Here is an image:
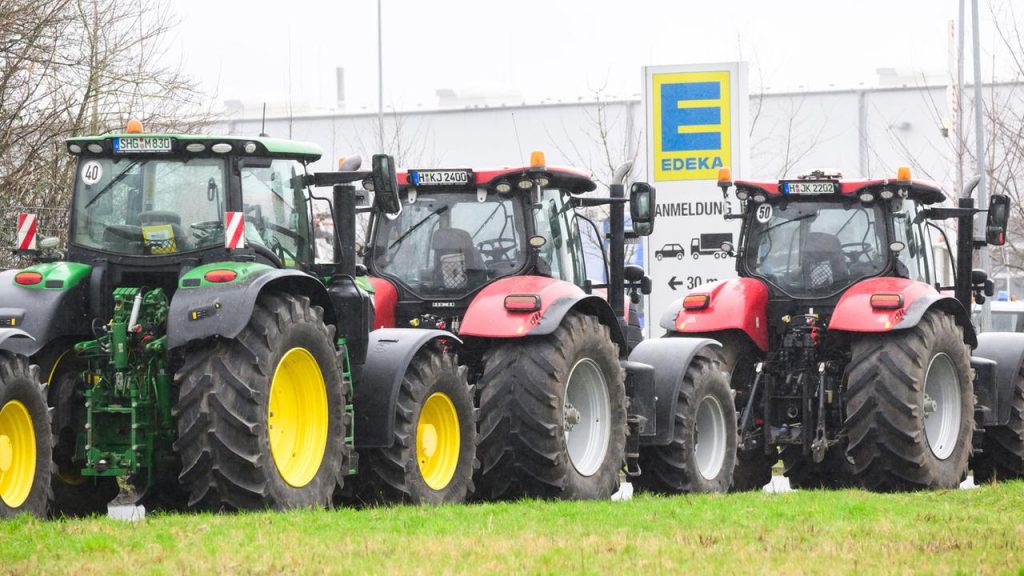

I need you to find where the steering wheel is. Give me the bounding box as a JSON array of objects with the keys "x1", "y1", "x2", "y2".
[
  {"x1": 477, "y1": 238, "x2": 517, "y2": 261},
  {"x1": 841, "y1": 242, "x2": 874, "y2": 263},
  {"x1": 266, "y1": 222, "x2": 305, "y2": 243},
  {"x1": 190, "y1": 220, "x2": 223, "y2": 243}
]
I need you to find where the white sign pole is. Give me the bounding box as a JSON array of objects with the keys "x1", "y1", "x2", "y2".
[{"x1": 642, "y1": 62, "x2": 749, "y2": 336}]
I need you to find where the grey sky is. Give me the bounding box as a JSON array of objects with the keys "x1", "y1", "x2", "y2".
[{"x1": 167, "y1": 0, "x2": 1012, "y2": 112}]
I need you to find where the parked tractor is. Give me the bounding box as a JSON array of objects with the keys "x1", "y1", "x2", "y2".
[
  {"x1": 0, "y1": 123, "x2": 477, "y2": 518},
  {"x1": 363, "y1": 153, "x2": 737, "y2": 499},
  {"x1": 664, "y1": 167, "x2": 1024, "y2": 491}
]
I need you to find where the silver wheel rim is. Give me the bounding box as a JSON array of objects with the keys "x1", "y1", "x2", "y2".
[
  {"x1": 695, "y1": 394, "x2": 727, "y2": 479},
  {"x1": 563, "y1": 358, "x2": 611, "y2": 477},
  {"x1": 923, "y1": 352, "x2": 961, "y2": 460}
]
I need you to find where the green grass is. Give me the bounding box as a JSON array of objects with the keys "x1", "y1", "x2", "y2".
[{"x1": 3, "y1": 482, "x2": 1024, "y2": 575}]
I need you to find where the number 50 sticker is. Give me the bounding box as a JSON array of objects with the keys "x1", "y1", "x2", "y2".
[{"x1": 755, "y1": 204, "x2": 773, "y2": 223}]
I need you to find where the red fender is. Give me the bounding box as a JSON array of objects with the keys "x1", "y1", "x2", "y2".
[
  {"x1": 666, "y1": 278, "x2": 770, "y2": 351},
  {"x1": 367, "y1": 276, "x2": 398, "y2": 329},
  {"x1": 459, "y1": 275, "x2": 595, "y2": 339},
  {"x1": 828, "y1": 277, "x2": 937, "y2": 333}
]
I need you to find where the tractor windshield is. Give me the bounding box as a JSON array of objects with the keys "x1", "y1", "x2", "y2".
[
  {"x1": 371, "y1": 191, "x2": 527, "y2": 298},
  {"x1": 71, "y1": 157, "x2": 226, "y2": 256},
  {"x1": 744, "y1": 200, "x2": 887, "y2": 298}
]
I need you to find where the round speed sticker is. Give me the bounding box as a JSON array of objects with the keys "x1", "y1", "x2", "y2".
[
  {"x1": 755, "y1": 204, "x2": 773, "y2": 223},
  {"x1": 81, "y1": 161, "x2": 103, "y2": 186}
]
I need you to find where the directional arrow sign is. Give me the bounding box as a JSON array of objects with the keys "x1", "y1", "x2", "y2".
[{"x1": 668, "y1": 276, "x2": 684, "y2": 291}]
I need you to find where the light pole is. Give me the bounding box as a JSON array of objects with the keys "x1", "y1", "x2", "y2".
[
  {"x1": 971, "y1": 0, "x2": 991, "y2": 331},
  {"x1": 377, "y1": 0, "x2": 384, "y2": 151}
]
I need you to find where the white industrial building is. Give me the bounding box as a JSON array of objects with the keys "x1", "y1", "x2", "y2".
[{"x1": 215, "y1": 73, "x2": 1024, "y2": 294}]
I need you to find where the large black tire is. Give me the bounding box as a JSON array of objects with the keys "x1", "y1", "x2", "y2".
[
  {"x1": 476, "y1": 312, "x2": 625, "y2": 500},
  {"x1": 44, "y1": 353, "x2": 120, "y2": 518},
  {"x1": 353, "y1": 348, "x2": 477, "y2": 505},
  {"x1": 846, "y1": 310, "x2": 974, "y2": 491},
  {"x1": 678, "y1": 331, "x2": 774, "y2": 491},
  {"x1": 973, "y1": 369, "x2": 1024, "y2": 482},
  {"x1": 0, "y1": 352, "x2": 52, "y2": 518},
  {"x1": 781, "y1": 444, "x2": 857, "y2": 490},
  {"x1": 633, "y1": 351, "x2": 737, "y2": 493},
  {"x1": 174, "y1": 292, "x2": 348, "y2": 511}
]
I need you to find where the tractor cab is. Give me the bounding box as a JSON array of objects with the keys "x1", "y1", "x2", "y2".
[
  {"x1": 726, "y1": 168, "x2": 948, "y2": 307},
  {"x1": 62, "y1": 123, "x2": 326, "y2": 285},
  {"x1": 366, "y1": 152, "x2": 650, "y2": 333}
]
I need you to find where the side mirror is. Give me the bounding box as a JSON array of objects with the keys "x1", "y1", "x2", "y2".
[
  {"x1": 371, "y1": 154, "x2": 402, "y2": 219},
  {"x1": 629, "y1": 182, "x2": 656, "y2": 237},
  {"x1": 624, "y1": 264, "x2": 645, "y2": 283},
  {"x1": 986, "y1": 194, "x2": 1010, "y2": 246}
]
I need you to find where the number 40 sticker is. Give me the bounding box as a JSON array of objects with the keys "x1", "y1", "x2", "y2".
[{"x1": 756, "y1": 204, "x2": 773, "y2": 223}]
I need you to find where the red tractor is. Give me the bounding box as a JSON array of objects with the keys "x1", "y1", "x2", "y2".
[
  {"x1": 663, "y1": 167, "x2": 1023, "y2": 491},
  {"x1": 360, "y1": 153, "x2": 737, "y2": 499}
]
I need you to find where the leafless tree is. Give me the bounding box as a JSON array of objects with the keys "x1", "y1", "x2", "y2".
[{"x1": 0, "y1": 0, "x2": 210, "y2": 266}]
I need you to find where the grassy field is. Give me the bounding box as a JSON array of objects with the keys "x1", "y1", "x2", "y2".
[{"x1": 2, "y1": 482, "x2": 1023, "y2": 575}]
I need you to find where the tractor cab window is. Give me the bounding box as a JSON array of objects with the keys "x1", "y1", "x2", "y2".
[
  {"x1": 745, "y1": 200, "x2": 887, "y2": 298},
  {"x1": 240, "y1": 159, "x2": 311, "y2": 267},
  {"x1": 71, "y1": 157, "x2": 226, "y2": 255},
  {"x1": 892, "y1": 202, "x2": 932, "y2": 284},
  {"x1": 371, "y1": 191, "x2": 526, "y2": 298},
  {"x1": 532, "y1": 189, "x2": 584, "y2": 284}
]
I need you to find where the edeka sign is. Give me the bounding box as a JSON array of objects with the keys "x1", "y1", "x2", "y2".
[{"x1": 652, "y1": 71, "x2": 731, "y2": 181}]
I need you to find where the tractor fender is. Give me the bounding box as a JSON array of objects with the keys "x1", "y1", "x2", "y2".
[
  {"x1": 662, "y1": 278, "x2": 769, "y2": 351},
  {"x1": 352, "y1": 328, "x2": 461, "y2": 448},
  {"x1": 828, "y1": 277, "x2": 975, "y2": 346},
  {"x1": 459, "y1": 275, "x2": 626, "y2": 349},
  {"x1": 167, "y1": 267, "x2": 336, "y2": 350},
  {"x1": 973, "y1": 332, "x2": 1024, "y2": 426},
  {"x1": 0, "y1": 269, "x2": 90, "y2": 357},
  {"x1": 627, "y1": 337, "x2": 721, "y2": 446},
  {"x1": 367, "y1": 276, "x2": 398, "y2": 328}
]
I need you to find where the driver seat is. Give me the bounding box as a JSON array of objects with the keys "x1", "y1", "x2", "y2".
[
  {"x1": 431, "y1": 228, "x2": 485, "y2": 290},
  {"x1": 800, "y1": 232, "x2": 848, "y2": 290}
]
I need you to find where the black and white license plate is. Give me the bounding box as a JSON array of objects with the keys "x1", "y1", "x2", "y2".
[
  {"x1": 113, "y1": 137, "x2": 173, "y2": 153},
  {"x1": 781, "y1": 180, "x2": 838, "y2": 195},
  {"x1": 409, "y1": 169, "x2": 472, "y2": 186}
]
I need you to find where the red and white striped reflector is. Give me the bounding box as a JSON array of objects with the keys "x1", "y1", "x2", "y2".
[
  {"x1": 16, "y1": 213, "x2": 37, "y2": 251},
  {"x1": 225, "y1": 212, "x2": 245, "y2": 249}
]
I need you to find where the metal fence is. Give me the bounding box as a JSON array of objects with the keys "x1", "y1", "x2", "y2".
[{"x1": 0, "y1": 206, "x2": 71, "y2": 269}]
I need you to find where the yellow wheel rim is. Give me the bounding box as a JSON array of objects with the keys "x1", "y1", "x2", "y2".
[
  {"x1": 0, "y1": 401, "x2": 36, "y2": 508},
  {"x1": 417, "y1": 392, "x2": 460, "y2": 491},
  {"x1": 268, "y1": 348, "x2": 329, "y2": 488}
]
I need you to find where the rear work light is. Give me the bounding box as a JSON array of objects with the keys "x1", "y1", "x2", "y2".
[
  {"x1": 504, "y1": 294, "x2": 541, "y2": 312},
  {"x1": 683, "y1": 294, "x2": 710, "y2": 310},
  {"x1": 870, "y1": 293, "x2": 903, "y2": 310},
  {"x1": 14, "y1": 272, "x2": 42, "y2": 286},
  {"x1": 204, "y1": 269, "x2": 238, "y2": 283}
]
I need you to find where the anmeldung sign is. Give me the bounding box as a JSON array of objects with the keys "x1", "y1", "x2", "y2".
[{"x1": 643, "y1": 63, "x2": 748, "y2": 336}]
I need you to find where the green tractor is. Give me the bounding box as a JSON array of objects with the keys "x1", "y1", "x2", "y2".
[{"x1": 0, "y1": 123, "x2": 477, "y2": 518}]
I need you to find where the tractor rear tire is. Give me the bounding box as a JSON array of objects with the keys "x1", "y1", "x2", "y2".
[
  {"x1": 353, "y1": 348, "x2": 477, "y2": 505},
  {"x1": 633, "y1": 351, "x2": 736, "y2": 493},
  {"x1": 0, "y1": 352, "x2": 52, "y2": 518},
  {"x1": 846, "y1": 310, "x2": 973, "y2": 491},
  {"x1": 781, "y1": 444, "x2": 857, "y2": 490},
  {"x1": 476, "y1": 312, "x2": 625, "y2": 500},
  {"x1": 45, "y1": 353, "x2": 120, "y2": 518},
  {"x1": 973, "y1": 369, "x2": 1024, "y2": 482},
  {"x1": 174, "y1": 292, "x2": 348, "y2": 511}
]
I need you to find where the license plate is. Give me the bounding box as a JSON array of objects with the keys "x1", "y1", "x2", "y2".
[
  {"x1": 410, "y1": 169, "x2": 472, "y2": 186},
  {"x1": 113, "y1": 137, "x2": 173, "y2": 153},
  {"x1": 781, "y1": 181, "x2": 838, "y2": 195}
]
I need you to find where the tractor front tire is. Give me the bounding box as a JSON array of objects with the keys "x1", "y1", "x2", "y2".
[
  {"x1": 353, "y1": 348, "x2": 477, "y2": 505},
  {"x1": 476, "y1": 312, "x2": 625, "y2": 500},
  {"x1": 973, "y1": 369, "x2": 1024, "y2": 482},
  {"x1": 634, "y1": 351, "x2": 736, "y2": 493},
  {"x1": 0, "y1": 352, "x2": 52, "y2": 518},
  {"x1": 846, "y1": 310, "x2": 973, "y2": 491},
  {"x1": 46, "y1": 354, "x2": 120, "y2": 518},
  {"x1": 174, "y1": 292, "x2": 347, "y2": 511}
]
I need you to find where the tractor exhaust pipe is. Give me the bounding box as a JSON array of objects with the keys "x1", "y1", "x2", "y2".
[{"x1": 608, "y1": 162, "x2": 634, "y2": 322}]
